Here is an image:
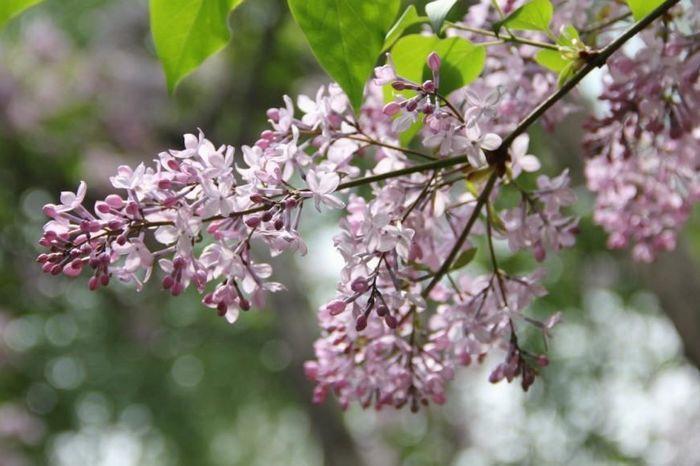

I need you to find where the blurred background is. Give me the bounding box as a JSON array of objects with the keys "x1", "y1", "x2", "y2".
[{"x1": 1, "y1": 0, "x2": 700, "y2": 465}]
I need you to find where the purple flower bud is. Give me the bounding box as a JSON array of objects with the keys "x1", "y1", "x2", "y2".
[
  {"x1": 355, "y1": 314, "x2": 368, "y2": 331},
  {"x1": 383, "y1": 102, "x2": 401, "y2": 116},
  {"x1": 427, "y1": 52, "x2": 441, "y2": 72},
  {"x1": 250, "y1": 194, "x2": 265, "y2": 204},
  {"x1": 105, "y1": 194, "x2": 124, "y2": 209},
  {"x1": 42, "y1": 204, "x2": 57, "y2": 218},
  {"x1": 96, "y1": 202, "x2": 111, "y2": 214},
  {"x1": 376, "y1": 305, "x2": 388, "y2": 317},
  {"x1": 422, "y1": 80, "x2": 436, "y2": 93},
  {"x1": 125, "y1": 202, "x2": 139, "y2": 217},
  {"x1": 384, "y1": 314, "x2": 397, "y2": 329},
  {"x1": 245, "y1": 216, "x2": 261, "y2": 228},
  {"x1": 162, "y1": 275, "x2": 174, "y2": 290},
  {"x1": 173, "y1": 256, "x2": 186, "y2": 270},
  {"x1": 350, "y1": 277, "x2": 369, "y2": 293},
  {"x1": 107, "y1": 220, "x2": 124, "y2": 230},
  {"x1": 88, "y1": 276, "x2": 99, "y2": 291},
  {"x1": 326, "y1": 299, "x2": 347, "y2": 316},
  {"x1": 521, "y1": 366, "x2": 536, "y2": 391},
  {"x1": 489, "y1": 365, "x2": 505, "y2": 384},
  {"x1": 239, "y1": 298, "x2": 251, "y2": 311},
  {"x1": 171, "y1": 282, "x2": 184, "y2": 296},
  {"x1": 158, "y1": 179, "x2": 172, "y2": 190}
]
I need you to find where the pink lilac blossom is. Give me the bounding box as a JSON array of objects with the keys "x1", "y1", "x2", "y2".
[
  {"x1": 302, "y1": 55, "x2": 573, "y2": 410},
  {"x1": 37, "y1": 50, "x2": 569, "y2": 411},
  {"x1": 584, "y1": 20, "x2": 700, "y2": 262}
]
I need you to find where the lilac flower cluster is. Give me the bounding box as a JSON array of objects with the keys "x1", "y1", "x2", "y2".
[
  {"x1": 37, "y1": 51, "x2": 571, "y2": 410},
  {"x1": 38, "y1": 84, "x2": 362, "y2": 324},
  {"x1": 304, "y1": 55, "x2": 575, "y2": 410},
  {"x1": 585, "y1": 9, "x2": 700, "y2": 261}
]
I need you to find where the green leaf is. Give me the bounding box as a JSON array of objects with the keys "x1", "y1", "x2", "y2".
[
  {"x1": 425, "y1": 0, "x2": 458, "y2": 34},
  {"x1": 390, "y1": 35, "x2": 486, "y2": 96},
  {"x1": 288, "y1": 0, "x2": 401, "y2": 113},
  {"x1": 0, "y1": 0, "x2": 43, "y2": 28},
  {"x1": 535, "y1": 49, "x2": 569, "y2": 73},
  {"x1": 555, "y1": 24, "x2": 581, "y2": 48},
  {"x1": 383, "y1": 5, "x2": 427, "y2": 52},
  {"x1": 451, "y1": 248, "x2": 477, "y2": 271},
  {"x1": 556, "y1": 60, "x2": 578, "y2": 87},
  {"x1": 493, "y1": 0, "x2": 553, "y2": 34},
  {"x1": 626, "y1": 0, "x2": 663, "y2": 21},
  {"x1": 150, "y1": 0, "x2": 245, "y2": 92}
]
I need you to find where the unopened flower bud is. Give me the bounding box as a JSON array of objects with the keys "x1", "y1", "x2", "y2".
[
  {"x1": 105, "y1": 194, "x2": 124, "y2": 209},
  {"x1": 427, "y1": 52, "x2": 441, "y2": 72},
  {"x1": 88, "y1": 276, "x2": 99, "y2": 291},
  {"x1": 350, "y1": 277, "x2": 369, "y2": 293},
  {"x1": 42, "y1": 204, "x2": 57, "y2": 218},
  {"x1": 239, "y1": 298, "x2": 251, "y2": 311},
  {"x1": 245, "y1": 216, "x2": 261, "y2": 228},
  {"x1": 326, "y1": 299, "x2": 347, "y2": 315},
  {"x1": 96, "y1": 202, "x2": 111, "y2": 214},
  {"x1": 383, "y1": 101, "x2": 401, "y2": 116},
  {"x1": 162, "y1": 275, "x2": 174, "y2": 290},
  {"x1": 355, "y1": 314, "x2": 368, "y2": 331},
  {"x1": 173, "y1": 256, "x2": 186, "y2": 270},
  {"x1": 250, "y1": 194, "x2": 265, "y2": 204}
]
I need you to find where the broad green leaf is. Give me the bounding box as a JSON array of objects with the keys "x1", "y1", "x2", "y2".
[
  {"x1": 390, "y1": 35, "x2": 486, "y2": 96},
  {"x1": 451, "y1": 248, "x2": 477, "y2": 271},
  {"x1": 626, "y1": 0, "x2": 663, "y2": 21},
  {"x1": 535, "y1": 49, "x2": 569, "y2": 73},
  {"x1": 493, "y1": 0, "x2": 553, "y2": 34},
  {"x1": 0, "y1": 0, "x2": 43, "y2": 28},
  {"x1": 150, "y1": 0, "x2": 245, "y2": 92},
  {"x1": 425, "y1": 0, "x2": 458, "y2": 34},
  {"x1": 383, "y1": 5, "x2": 427, "y2": 52},
  {"x1": 288, "y1": 0, "x2": 401, "y2": 113}
]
